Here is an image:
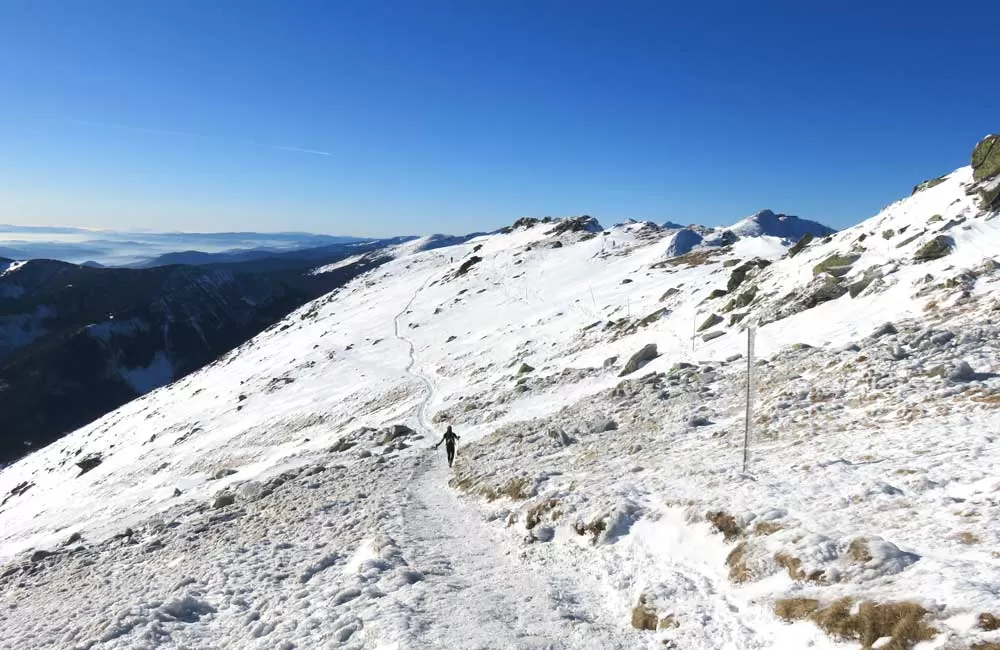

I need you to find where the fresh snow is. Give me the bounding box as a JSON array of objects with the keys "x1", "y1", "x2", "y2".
[{"x1": 0, "y1": 164, "x2": 999, "y2": 649}]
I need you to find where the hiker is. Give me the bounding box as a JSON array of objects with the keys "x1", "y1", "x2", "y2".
[{"x1": 434, "y1": 425, "x2": 460, "y2": 467}]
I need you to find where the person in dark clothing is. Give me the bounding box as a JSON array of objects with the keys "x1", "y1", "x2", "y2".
[{"x1": 434, "y1": 425, "x2": 460, "y2": 467}]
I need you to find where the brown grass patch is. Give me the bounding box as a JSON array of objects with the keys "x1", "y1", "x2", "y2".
[
  {"x1": 524, "y1": 499, "x2": 561, "y2": 529},
  {"x1": 848, "y1": 538, "x2": 873, "y2": 563},
  {"x1": 754, "y1": 521, "x2": 784, "y2": 536},
  {"x1": 775, "y1": 553, "x2": 825, "y2": 583},
  {"x1": 957, "y1": 531, "x2": 981, "y2": 545},
  {"x1": 573, "y1": 518, "x2": 607, "y2": 544},
  {"x1": 631, "y1": 595, "x2": 659, "y2": 631},
  {"x1": 970, "y1": 393, "x2": 1000, "y2": 406},
  {"x1": 777, "y1": 598, "x2": 936, "y2": 650},
  {"x1": 775, "y1": 598, "x2": 821, "y2": 621},
  {"x1": 707, "y1": 511, "x2": 742, "y2": 542},
  {"x1": 726, "y1": 542, "x2": 751, "y2": 583},
  {"x1": 972, "y1": 644, "x2": 1000, "y2": 650},
  {"x1": 978, "y1": 612, "x2": 1000, "y2": 631}
]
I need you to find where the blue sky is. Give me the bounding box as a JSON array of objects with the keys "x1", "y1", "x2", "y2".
[{"x1": 0, "y1": 1, "x2": 996, "y2": 237}]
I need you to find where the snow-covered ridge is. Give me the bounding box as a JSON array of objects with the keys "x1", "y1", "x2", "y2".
[{"x1": 1, "y1": 140, "x2": 999, "y2": 648}]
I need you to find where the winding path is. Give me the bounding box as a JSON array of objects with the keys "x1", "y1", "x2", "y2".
[{"x1": 389, "y1": 277, "x2": 637, "y2": 650}]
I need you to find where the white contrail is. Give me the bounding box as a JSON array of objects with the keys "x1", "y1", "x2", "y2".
[{"x1": 73, "y1": 119, "x2": 334, "y2": 157}]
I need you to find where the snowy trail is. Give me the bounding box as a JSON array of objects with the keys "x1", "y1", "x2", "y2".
[
  {"x1": 393, "y1": 457, "x2": 635, "y2": 649},
  {"x1": 390, "y1": 279, "x2": 639, "y2": 649}
]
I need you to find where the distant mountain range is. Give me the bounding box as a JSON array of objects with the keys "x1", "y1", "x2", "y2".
[{"x1": 0, "y1": 244, "x2": 392, "y2": 464}]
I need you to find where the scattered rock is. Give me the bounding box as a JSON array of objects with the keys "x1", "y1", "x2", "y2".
[
  {"x1": 446, "y1": 335, "x2": 457, "y2": 343},
  {"x1": 621, "y1": 278, "x2": 633, "y2": 285},
  {"x1": 602, "y1": 356, "x2": 618, "y2": 368},
  {"x1": 550, "y1": 240, "x2": 563, "y2": 249},
  {"x1": 212, "y1": 492, "x2": 236, "y2": 509},
  {"x1": 454, "y1": 256, "x2": 483, "y2": 277},
  {"x1": 813, "y1": 254, "x2": 859, "y2": 276},
  {"x1": 697, "y1": 313, "x2": 723, "y2": 332},
  {"x1": 688, "y1": 416, "x2": 712, "y2": 427},
  {"x1": 589, "y1": 418, "x2": 618, "y2": 433},
  {"x1": 913, "y1": 235, "x2": 954, "y2": 262},
  {"x1": 948, "y1": 361, "x2": 976, "y2": 383},
  {"x1": 30, "y1": 549, "x2": 53, "y2": 562},
  {"x1": 870, "y1": 323, "x2": 897, "y2": 339},
  {"x1": 659, "y1": 287, "x2": 680, "y2": 301},
  {"x1": 788, "y1": 233, "x2": 814, "y2": 257},
  {"x1": 173, "y1": 487, "x2": 182, "y2": 497},
  {"x1": 213, "y1": 468, "x2": 238, "y2": 480},
  {"x1": 972, "y1": 134, "x2": 1000, "y2": 181},
  {"x1": 619, "y1": 344, "x2": 658, "y2": 376},
  {"x1": 517, "y1": 363, "x2": 535, "y2": 374},
  {"x1": 702, "y1": 331, "x2": 724, "y2": 342},
  {"x1": 75, "y1": 453, "x2": 103, "y2": 475}
]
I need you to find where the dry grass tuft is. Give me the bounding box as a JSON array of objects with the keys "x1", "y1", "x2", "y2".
[
  {"x1": 775, "y1": 553, "x2": 825, "y2": 583},
  {"x1": 707, "y1": 511, "x2": 742, "y2": 542},
  {"x1": 573, "y1": 518, "x2": 607, "y2": 545},
  {"x1": 524, "y1": 499, "x2": 561, "y2": 529},
  {"x1": 848, "y1": 538, "x2": 873, "y2": 563},
  {"x1": 726, "y1": 542, "x2": 751, "y2": 583},
  {"x1": 973, "y1": 644, "x2": 1000, "y2": 650},
  {"x1": 777, "y1": 598, "x2": 936, "y2": 650},
  {"x1": 971, "y1": 393, "x2": 1000, "y2": 406},
  {"x1": 958, "y1": 531, "x2": 982, "y2": 545},
  {"x1": 630, "y1": 594, "x2": 658, "y2": 631},
  {"x1": 754, "y1": 521, "x2": 784, "y2": 536},
  {"x1": 774, "y1": 598, "x2": 821, "y2": 621},
  {"x1": 979, "y1": 612, "x2": 1000, "y2": 631}
]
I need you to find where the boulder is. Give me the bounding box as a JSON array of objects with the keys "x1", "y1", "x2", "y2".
[
  {"x1": 972, "y1": 134, "x2": 1000, "y2": 181},
  {"x1": 517, "y1": 363, "x2": 535, "y2": 374},
  {"x1": 619, "y1": 344, "x2": 658, "y2": 376},
  {"x1": 913, "y1": 236, "x2": 954, "y2": 262},
  {"x1": 75, "y1": 453, "x2": 103, "y2": 476},
  {"x1": 870, "y1": 323, "x2": 898, "y2": 339},
  {"x1": 212, "y1": 492, "x2": 236, "y2": 509},
  {"x1": 948, "y1": 361, "x2": 977, "y2": 383},
  {"x1": 697, "y1": 313, "x2": 723, "y2": 332}
]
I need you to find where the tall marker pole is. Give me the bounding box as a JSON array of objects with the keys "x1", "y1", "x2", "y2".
[{"x1": 743, "y1": 324, "x2": 756, "y2": 474}]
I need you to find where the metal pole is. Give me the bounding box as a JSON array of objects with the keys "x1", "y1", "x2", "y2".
[{"x1": 743, "y1": 325, "x2": 755, "y2": 473}]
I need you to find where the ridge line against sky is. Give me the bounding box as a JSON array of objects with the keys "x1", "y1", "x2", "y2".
[{"x1": 0, "y1": 0, "x2": 997, "y2": 237}]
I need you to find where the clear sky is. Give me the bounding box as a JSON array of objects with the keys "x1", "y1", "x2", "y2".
[{"x1": 0, "y1": 1, "x2": 997, "y2": 237}]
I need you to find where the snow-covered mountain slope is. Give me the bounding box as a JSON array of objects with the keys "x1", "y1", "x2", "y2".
[
  {"x1": 1, "y1": 142, "x2": 999, "y2": 649},
  {"x1": 664, "y1": 210, "x2": 833, "y2": 257}
]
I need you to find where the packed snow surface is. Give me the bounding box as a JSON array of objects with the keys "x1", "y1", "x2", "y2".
[{"x1": 1, "y1": 165, "x2": 999, "y2": 649}]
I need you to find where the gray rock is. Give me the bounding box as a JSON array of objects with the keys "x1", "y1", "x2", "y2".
[
  {"x1": 619, "y1": 344, "x2": 658, "y2": 376},
  {"x1": 532, "y1": 525, "x2": 555, "y2": 543},
  {"x1": 589, "y1": 418, "x2": 618, "y2": 434},
  {"x1": 517, "y1": 363, "x2": 535, "y2": 374},
  {"x1": 75, "y1": 453, "x2": 103, "y2": 475},
  {"x1": 213, "y1": 468, "x2": 238, "y2": 480},
  {"x1": 948, "y1": 361, "x2": 977, "y2": 383},
  {"x1": 212, "y1": 492, "x2": 236, "y2": 509},
  {"x1": 688, "y1": 416, "x2": 712, "y2": 427},
  {"x1": 889, "y1": 345, "x2": 908, "y2": 361},
  {"x1": 602, "y1": 356, "x2": 618, "y2": 368},
  {"x1": 725, "y1": 353, "x2": 743, "y2": 363},
  {"x1": 697, "y1": 313, "x2": 723, "y2": 332},
  {"x1": 870, "y1": 323, "x2": 897, "y2": 339},
  {"x1": 30, "y1": 549, "x2": 53, "y2": 562},
  {"x1": 930, "y1": 331, "x2": 955, "y2": 346},
  {"x1": 702, "y1": 331, "x2": 724, "y2": 342}
]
